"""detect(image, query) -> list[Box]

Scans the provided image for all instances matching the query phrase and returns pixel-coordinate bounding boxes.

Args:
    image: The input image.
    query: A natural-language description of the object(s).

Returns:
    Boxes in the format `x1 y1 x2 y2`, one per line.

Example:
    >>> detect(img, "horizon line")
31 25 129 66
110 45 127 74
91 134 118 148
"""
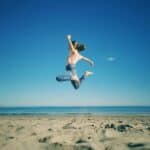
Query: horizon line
0 105 150 108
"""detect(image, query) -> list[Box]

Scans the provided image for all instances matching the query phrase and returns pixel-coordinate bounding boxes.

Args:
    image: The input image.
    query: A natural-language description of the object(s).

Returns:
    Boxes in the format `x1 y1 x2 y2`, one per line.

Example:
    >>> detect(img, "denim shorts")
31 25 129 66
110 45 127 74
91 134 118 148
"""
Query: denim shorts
65 64 77 76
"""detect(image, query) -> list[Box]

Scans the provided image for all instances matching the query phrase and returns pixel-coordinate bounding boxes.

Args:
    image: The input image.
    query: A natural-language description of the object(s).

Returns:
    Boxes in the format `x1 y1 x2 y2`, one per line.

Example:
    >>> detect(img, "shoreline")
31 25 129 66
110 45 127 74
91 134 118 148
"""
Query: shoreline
0 113 150 117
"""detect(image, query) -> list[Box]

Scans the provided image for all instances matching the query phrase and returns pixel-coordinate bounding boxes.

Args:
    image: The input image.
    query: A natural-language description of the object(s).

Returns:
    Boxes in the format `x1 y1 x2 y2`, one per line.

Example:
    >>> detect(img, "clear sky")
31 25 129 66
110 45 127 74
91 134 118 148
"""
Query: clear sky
0 0 149 106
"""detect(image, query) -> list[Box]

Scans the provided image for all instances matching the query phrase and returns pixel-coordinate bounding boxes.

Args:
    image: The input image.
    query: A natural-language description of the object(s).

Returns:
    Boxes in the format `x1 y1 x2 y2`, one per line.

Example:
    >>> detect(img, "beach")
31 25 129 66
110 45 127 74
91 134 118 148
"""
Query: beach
0 115 150 150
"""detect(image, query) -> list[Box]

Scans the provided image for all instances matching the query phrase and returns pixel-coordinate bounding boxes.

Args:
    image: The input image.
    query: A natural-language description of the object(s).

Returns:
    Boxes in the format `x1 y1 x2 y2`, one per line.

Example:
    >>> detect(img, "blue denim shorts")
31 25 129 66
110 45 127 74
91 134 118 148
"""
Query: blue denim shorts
65 64 77 76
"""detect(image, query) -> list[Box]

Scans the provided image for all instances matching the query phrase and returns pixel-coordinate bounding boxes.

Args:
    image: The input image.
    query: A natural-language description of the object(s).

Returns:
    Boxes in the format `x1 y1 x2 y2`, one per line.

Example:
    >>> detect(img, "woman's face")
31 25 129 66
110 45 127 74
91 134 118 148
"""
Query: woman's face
73 42 78 49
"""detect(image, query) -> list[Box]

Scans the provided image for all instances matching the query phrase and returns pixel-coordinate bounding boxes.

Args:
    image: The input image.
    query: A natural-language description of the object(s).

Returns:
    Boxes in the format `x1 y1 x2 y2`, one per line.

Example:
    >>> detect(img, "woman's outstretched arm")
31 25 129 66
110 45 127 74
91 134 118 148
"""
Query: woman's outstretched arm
81 56 94 66
67 35 76 53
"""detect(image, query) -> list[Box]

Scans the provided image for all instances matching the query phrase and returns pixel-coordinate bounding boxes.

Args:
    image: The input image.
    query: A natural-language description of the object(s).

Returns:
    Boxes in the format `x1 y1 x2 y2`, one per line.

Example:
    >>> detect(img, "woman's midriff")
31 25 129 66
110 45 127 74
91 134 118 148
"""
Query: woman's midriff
67 53 81 64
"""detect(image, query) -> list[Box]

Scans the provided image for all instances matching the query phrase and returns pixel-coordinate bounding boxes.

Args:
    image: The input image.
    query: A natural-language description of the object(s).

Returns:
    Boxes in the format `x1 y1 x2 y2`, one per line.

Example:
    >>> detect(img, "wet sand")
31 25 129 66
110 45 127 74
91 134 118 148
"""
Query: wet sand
0 115 150 150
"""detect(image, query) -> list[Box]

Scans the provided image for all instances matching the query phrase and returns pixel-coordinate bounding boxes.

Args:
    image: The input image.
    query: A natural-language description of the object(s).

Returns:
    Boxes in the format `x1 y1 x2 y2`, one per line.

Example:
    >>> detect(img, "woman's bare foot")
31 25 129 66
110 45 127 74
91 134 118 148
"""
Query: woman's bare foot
84 71 93 77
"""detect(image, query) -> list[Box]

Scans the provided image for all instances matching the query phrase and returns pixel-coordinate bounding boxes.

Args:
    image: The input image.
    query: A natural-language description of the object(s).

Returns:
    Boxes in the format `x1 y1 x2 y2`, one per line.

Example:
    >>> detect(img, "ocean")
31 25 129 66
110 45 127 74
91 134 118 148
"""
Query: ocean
0 106 150 115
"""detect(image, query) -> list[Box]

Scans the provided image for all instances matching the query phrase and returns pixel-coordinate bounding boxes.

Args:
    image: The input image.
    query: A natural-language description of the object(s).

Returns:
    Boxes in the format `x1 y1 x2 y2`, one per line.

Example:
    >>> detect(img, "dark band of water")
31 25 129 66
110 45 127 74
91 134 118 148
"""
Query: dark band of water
0 106 150 115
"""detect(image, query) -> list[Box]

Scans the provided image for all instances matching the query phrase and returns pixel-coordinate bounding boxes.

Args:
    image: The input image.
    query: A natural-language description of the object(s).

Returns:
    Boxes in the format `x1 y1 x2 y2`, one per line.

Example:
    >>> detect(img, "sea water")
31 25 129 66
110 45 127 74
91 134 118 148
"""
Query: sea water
0 106 150 115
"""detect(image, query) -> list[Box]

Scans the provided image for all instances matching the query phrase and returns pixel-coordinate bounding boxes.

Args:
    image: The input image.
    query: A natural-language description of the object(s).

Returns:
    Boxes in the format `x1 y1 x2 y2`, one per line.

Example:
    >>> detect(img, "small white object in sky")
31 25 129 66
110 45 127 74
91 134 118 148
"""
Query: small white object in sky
106 56 116 62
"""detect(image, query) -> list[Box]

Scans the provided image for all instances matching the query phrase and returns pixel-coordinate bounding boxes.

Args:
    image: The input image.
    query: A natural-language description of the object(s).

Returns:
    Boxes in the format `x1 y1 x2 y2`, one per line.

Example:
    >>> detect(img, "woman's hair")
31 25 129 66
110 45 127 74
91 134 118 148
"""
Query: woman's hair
72 40 77 46
72 40 86 52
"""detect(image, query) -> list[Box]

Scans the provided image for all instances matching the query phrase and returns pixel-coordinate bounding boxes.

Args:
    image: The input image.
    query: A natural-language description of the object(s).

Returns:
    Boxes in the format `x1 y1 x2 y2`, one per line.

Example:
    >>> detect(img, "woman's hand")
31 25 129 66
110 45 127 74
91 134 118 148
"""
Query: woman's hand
67 34 71 40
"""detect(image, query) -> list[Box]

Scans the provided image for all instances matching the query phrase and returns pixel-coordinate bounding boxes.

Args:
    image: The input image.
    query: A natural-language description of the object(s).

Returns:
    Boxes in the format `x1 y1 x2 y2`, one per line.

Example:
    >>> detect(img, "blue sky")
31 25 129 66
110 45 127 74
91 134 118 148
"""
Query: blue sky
0 0 149 106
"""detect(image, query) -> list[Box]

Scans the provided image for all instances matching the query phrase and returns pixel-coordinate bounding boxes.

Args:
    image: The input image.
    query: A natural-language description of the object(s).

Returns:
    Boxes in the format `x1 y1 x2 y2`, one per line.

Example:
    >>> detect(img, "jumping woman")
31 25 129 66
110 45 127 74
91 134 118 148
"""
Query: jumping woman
56 35 94 89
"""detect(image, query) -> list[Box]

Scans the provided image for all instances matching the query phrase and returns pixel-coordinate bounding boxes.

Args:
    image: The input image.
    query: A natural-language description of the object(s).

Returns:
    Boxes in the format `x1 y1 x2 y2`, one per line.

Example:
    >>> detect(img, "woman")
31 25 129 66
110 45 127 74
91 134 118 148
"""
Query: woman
56 35 94 89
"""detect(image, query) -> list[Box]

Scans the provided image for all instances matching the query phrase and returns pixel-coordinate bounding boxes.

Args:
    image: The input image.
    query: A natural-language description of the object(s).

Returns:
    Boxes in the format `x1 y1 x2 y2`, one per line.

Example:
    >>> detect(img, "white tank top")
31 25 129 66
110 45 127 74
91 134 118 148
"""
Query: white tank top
67 51 83 65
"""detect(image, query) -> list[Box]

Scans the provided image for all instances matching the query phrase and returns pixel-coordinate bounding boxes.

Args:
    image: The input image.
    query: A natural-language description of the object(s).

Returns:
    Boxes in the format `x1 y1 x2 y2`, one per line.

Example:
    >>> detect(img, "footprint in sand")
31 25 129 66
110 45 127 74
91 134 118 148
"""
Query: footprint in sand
52 142 63 147
104 123 116 129
16 126 24 132
38 136 51 143
42 142 65 150
117 124 133 132
44 142 94 150
105 145 112 150
75 145 94 150
146 127 150 131
8 124 14 128
31 132 37 136
76 139 88 144
63 123 76 129
7 136 15 140
75 138 94 150
48 128 52 131
127 142 145 148
118 120 123 124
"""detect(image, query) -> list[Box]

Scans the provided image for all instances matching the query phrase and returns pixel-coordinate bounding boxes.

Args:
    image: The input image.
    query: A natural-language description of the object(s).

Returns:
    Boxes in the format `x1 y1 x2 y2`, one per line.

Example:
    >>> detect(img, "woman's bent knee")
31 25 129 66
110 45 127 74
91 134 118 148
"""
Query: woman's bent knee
56 76 61 81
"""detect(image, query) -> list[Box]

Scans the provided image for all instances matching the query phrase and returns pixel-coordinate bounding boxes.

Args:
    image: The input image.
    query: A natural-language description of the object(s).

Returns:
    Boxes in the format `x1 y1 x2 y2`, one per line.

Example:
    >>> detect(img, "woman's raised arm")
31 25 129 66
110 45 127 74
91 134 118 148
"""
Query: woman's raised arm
67 35 76 53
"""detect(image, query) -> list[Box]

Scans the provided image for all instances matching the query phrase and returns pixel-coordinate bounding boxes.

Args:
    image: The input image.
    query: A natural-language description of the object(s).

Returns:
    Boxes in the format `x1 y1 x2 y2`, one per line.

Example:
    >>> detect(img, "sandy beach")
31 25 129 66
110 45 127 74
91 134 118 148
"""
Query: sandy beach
0 115 150 150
